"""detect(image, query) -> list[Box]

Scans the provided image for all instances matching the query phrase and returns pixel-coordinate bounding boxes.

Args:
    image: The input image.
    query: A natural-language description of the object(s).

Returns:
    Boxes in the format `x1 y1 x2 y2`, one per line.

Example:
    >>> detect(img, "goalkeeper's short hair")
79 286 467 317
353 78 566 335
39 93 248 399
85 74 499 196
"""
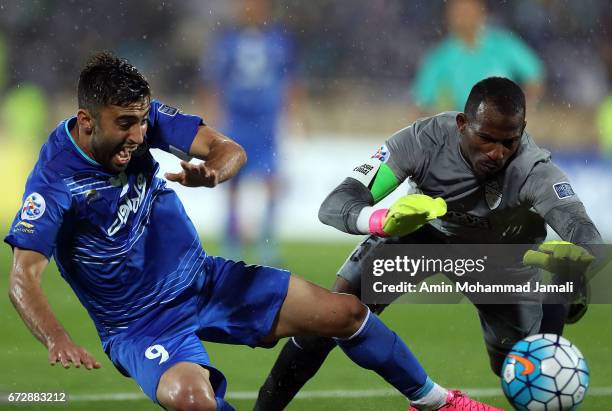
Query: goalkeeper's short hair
465 77 526 120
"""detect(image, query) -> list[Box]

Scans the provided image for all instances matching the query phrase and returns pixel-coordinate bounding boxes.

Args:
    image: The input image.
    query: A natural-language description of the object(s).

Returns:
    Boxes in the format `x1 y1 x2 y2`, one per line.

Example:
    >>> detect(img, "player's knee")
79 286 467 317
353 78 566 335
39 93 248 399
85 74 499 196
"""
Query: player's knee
158 377 217 411
335 293 367 336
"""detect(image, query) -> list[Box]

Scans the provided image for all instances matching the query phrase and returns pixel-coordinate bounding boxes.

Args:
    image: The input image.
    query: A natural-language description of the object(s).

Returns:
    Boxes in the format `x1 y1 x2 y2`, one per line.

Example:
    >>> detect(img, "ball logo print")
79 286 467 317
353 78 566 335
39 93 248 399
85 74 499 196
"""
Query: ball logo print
20 193 46 221
508 354 536 376
145 344 169 365
501 334 589 410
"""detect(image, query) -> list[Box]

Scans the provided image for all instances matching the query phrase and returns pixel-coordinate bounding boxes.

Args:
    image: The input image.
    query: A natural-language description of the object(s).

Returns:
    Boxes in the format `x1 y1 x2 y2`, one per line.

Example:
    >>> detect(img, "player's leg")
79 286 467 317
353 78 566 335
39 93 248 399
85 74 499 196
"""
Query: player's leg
255 235 394 411
257 174 280 265
255 276 358 411
475 303 543 375
539 303 568 334
108 328 234 410
262 274 451 410
157 362 221 411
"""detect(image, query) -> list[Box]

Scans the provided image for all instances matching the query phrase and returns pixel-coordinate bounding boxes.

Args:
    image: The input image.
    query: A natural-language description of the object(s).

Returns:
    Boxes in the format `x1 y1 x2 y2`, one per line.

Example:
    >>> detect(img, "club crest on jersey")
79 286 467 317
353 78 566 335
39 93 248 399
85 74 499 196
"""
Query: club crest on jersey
485 180 502 210
371 145 389 162
553 182 575 199
158 104 178 117
20 192 46 220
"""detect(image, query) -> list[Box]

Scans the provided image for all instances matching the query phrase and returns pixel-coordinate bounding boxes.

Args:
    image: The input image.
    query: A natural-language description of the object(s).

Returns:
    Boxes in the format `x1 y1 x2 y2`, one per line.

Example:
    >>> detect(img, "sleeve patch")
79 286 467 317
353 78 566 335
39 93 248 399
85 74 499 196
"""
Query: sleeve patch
350 157 382 187
158 104 179 117
553 182 575 199
21 192 46 220
371 144 389 162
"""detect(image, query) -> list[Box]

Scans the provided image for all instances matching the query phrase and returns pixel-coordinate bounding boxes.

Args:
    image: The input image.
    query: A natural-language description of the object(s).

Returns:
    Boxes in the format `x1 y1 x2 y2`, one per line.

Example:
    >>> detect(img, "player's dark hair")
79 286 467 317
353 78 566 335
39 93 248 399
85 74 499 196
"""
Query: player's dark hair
464 77 525 120
78 52 151 117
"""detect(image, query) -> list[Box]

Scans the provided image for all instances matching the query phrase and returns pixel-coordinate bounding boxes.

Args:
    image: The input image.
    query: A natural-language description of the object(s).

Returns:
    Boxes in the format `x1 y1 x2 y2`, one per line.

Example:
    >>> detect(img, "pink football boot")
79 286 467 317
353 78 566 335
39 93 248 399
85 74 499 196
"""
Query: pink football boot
408 390 505 410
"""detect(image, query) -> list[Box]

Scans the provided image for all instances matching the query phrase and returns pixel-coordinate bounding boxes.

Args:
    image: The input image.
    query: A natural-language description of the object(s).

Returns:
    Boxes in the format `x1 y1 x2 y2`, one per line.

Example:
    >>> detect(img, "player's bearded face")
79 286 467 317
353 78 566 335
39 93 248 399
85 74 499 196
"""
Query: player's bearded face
458 105 525 179
90 101 150 173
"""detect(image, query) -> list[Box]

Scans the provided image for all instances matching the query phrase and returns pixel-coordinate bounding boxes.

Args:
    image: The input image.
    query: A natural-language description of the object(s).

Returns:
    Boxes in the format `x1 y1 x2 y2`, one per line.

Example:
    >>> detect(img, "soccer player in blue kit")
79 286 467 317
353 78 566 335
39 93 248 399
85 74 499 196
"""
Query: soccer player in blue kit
5 53 501 411
201 0 301 263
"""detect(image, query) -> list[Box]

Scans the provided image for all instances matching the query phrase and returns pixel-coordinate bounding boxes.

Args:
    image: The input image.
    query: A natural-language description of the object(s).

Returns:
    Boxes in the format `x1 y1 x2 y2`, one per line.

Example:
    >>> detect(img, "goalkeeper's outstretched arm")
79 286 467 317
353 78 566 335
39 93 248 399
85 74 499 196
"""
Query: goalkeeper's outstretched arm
318 161 446 237
544 202 602 248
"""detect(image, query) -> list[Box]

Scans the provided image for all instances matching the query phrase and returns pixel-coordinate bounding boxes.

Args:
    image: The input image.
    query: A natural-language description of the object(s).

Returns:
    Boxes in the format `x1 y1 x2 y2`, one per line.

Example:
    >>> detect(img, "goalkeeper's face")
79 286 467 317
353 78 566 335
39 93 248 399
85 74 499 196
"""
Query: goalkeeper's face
457 102 525 179
89 100 150 173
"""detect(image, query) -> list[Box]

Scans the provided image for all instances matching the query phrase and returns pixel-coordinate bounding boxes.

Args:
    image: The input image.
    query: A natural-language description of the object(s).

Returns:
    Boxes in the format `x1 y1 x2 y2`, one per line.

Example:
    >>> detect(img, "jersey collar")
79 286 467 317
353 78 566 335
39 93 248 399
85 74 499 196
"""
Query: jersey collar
64 117 101 166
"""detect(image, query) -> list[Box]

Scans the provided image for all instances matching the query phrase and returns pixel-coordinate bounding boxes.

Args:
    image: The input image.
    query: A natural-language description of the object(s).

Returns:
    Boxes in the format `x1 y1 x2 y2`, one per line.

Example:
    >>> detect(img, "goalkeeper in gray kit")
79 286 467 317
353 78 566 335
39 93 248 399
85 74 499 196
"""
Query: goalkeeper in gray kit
254 77 603 410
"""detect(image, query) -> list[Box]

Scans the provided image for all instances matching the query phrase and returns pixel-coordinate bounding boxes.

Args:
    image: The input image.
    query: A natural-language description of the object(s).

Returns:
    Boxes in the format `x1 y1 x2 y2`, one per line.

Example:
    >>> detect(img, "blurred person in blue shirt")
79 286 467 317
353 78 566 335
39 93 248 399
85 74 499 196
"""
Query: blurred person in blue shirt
201 0 304 263
411 0 544 114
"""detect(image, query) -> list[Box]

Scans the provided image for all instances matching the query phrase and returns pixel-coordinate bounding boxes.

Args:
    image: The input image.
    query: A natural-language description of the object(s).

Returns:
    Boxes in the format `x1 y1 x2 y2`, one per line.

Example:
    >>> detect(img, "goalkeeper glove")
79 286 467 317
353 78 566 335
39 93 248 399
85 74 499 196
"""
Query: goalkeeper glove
523 240 595 277
524 241 595 325
369 194 447 237
523 241 595 324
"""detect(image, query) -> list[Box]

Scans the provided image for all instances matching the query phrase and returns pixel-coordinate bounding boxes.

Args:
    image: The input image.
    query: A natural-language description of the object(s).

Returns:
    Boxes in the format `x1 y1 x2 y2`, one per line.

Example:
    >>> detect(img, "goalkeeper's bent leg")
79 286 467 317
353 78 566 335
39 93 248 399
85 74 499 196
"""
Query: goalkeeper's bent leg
254 336 336 411
539 303 568 334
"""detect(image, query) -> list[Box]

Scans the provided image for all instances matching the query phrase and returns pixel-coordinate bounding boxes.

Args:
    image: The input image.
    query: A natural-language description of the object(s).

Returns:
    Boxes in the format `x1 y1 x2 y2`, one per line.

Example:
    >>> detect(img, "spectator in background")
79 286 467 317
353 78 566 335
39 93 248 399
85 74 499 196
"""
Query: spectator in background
201 0 304 264
411 0 544 114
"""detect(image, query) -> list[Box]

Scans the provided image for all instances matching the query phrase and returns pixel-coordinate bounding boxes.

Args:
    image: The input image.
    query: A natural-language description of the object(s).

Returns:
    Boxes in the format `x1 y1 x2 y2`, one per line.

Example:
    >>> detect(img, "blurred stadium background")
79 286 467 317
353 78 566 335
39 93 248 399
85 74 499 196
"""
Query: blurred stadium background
0 0 611 410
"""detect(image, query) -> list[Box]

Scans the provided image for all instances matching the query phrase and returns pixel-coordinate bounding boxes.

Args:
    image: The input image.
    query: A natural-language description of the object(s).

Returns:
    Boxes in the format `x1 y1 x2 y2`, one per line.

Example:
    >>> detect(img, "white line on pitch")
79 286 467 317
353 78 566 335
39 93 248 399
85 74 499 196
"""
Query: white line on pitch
63 387 612 402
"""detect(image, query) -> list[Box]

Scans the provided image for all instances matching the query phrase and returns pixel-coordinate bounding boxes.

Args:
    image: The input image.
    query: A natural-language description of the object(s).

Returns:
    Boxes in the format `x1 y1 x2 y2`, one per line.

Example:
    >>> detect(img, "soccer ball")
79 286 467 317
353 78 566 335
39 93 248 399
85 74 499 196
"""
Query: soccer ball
501 334 589 410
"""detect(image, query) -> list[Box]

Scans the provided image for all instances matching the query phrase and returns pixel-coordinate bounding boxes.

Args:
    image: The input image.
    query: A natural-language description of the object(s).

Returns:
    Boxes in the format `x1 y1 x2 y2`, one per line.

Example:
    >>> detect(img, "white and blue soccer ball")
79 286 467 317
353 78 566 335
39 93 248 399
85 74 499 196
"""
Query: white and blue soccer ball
501 334 589 411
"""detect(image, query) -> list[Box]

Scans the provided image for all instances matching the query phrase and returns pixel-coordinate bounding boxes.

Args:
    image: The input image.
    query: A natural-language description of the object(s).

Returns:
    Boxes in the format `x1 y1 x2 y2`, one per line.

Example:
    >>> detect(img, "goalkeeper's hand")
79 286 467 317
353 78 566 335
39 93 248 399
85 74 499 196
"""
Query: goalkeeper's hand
523 240 595 277
369 194 447 237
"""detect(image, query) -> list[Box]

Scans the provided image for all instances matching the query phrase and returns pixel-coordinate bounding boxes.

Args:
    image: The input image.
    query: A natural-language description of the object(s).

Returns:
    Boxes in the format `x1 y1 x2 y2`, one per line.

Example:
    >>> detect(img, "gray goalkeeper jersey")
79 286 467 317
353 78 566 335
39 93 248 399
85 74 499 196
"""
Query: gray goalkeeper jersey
375 112 581 244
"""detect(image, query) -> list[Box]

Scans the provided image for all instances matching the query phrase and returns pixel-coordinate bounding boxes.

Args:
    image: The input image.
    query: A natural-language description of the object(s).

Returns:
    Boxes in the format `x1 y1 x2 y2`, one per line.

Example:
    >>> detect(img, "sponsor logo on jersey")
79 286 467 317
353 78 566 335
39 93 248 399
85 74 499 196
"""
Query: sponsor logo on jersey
21 192 46 221
553 182 575 199
107 173 147 236
508 354 536 376
485 180 502 210
158 104 179 117
371 145 389 162
15 220 35 234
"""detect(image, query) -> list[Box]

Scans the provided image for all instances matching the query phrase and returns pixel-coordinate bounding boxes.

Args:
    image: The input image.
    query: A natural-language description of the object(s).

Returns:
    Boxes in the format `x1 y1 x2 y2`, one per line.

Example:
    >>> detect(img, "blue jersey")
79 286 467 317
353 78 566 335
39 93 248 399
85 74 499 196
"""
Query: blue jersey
4 101 205 347
204 26 296 118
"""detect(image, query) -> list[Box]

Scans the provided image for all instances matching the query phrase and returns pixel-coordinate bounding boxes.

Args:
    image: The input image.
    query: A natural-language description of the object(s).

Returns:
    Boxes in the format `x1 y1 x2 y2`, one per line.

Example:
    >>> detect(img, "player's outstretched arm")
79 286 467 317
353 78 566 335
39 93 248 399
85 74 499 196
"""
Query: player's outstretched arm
8 248 101 370
523 202 604 280
164 125 247 188
318 176 446 237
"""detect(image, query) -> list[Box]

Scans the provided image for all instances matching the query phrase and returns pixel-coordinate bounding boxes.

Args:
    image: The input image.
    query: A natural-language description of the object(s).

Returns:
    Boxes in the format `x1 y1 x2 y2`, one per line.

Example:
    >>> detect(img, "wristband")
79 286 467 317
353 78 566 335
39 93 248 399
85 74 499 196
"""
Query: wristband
369 208 389 237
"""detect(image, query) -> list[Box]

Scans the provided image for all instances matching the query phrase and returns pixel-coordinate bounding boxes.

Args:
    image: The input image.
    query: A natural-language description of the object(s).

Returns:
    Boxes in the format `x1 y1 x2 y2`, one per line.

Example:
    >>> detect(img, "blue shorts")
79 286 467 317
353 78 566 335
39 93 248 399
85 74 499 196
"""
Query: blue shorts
106 257 291 403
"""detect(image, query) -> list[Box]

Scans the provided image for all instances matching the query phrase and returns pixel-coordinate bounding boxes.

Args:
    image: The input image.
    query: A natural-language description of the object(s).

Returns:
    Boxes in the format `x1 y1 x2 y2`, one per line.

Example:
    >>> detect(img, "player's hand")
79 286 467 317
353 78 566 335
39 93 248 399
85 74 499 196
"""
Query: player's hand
523 241 595 277
164 160 219 188
47 334 101 370
370 194 447 237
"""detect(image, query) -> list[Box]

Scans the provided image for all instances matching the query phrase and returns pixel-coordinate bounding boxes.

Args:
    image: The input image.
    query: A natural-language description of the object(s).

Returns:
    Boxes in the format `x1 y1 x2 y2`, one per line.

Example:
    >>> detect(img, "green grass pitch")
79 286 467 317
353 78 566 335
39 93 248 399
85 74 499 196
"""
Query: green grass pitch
0 240 610 410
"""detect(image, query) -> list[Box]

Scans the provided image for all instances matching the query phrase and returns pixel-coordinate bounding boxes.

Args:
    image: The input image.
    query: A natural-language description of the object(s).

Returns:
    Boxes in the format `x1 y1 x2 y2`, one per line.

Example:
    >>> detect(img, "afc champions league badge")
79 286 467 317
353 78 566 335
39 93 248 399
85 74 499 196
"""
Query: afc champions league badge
21 192 46 221
485 180 502 210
